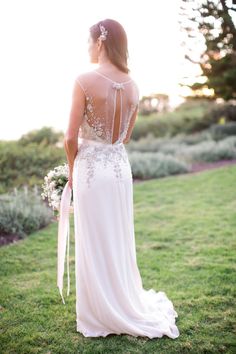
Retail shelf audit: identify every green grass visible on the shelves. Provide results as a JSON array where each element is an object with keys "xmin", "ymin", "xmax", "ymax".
[{"xmin": 0, "ymin": 165, "xmax": 236, "ymax": 354}]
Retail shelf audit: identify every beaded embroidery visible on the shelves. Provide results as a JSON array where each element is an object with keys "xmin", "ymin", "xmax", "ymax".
[
  {"xmin": 76, "ymin": 75, "xmax": 139, "ymax": 145},
  {"xmin": 76, "ymin": 142, "xmax": 129, "ymax": 188},
  {"xmin": 74, "ymin": 73, "xmax": 139, "ymax": 187},
  {"xmin": 78, "ymin": 93, "xmax": 138, "ymax": 145},
  {"xmin": 84, "ymin": 95, "xmax": 106, "ymax": 139},
  {"xmin": 112, "ymin": 82, "xmax": 125, "ymax": 90}
]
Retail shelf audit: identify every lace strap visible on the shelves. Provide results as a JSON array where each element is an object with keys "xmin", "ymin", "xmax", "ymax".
[
  {"xmin": 75, "ymin": 77, "xmax": 86, "ymax": 95},
  {"xmin": 93, "ymin": 70, "xmax": 133, "ymax": 84}
]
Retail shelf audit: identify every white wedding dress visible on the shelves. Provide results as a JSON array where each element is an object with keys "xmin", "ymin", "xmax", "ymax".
[{"xmin": 57, "ymin": 69, "xmax": 180, "ymax": 339}]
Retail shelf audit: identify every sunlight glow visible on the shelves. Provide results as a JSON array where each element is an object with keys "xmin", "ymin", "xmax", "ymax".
[{"xmin": 0, "ymin": 0, "xmax": 198, "ymax": 140}]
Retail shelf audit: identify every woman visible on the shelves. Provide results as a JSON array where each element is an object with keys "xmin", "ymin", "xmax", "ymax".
[{"xmin": 62, "ymin": 18, "xmax": 180, "ymax": 339}]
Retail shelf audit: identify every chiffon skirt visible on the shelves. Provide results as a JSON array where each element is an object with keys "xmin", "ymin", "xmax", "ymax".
[{"xmin": 72, "ymin": 137, "xmax": 180, "ymax": 339}]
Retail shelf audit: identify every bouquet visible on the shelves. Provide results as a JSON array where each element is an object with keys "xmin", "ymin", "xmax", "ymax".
[{"xmin": 41, "ymin": 163, "xmax": 73, "ymax": 218}]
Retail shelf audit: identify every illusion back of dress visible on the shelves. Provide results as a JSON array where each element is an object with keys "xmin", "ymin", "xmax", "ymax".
[{"xmin": 75, "ymin": 70, "xmax": 140, "ymax": 145}]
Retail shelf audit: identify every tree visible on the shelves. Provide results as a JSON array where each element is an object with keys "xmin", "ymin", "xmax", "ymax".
[{"xmin": 179, "ymin": 0, "xmax": 236, "ymax": 100}]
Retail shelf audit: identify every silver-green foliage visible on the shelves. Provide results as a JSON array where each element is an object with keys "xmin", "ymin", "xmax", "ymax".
[
  {"xmin": 173, "ymin": 136, "xmax": 236, "ymax": 163},
  {"xmin": 0, "ymin": 186, "xmax": 53, "ymax": 238},
  {"xmin": 129, "ymin": 151, "xmax": 190, "ymax": 179},
  {"xmin": 127, "ymin": 133, "xmax": 236, "ymax": 166}
]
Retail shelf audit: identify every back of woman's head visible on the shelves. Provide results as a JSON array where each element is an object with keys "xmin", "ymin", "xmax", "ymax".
[{"xmin": 89, "ymin": 19, "xmax": 130, "ymax": 74}]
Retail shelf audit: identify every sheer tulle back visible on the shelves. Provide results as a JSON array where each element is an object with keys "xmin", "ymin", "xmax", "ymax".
[{"xmin": 75, "ymin": 70, "xmax": 140, "ymax": 145}]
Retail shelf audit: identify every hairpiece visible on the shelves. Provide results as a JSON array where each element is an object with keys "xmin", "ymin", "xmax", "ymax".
[{"xmin": 99, "ymin": 24, "xmax": 108, "ymax": 41}]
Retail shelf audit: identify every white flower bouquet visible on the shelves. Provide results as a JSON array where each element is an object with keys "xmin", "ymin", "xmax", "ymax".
[{"xmin": 41, "ymin": 163, "xmax": 73, "ymax": 218}]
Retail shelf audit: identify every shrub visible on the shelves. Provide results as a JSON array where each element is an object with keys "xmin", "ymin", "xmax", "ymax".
[
  {"xmin": 210, "ymin": 122, "xmax": 236, "ymax": 140},
  {"xmin": 174, "ymin": 136, "xmax": 236, "ymax": 163},
  {"xmin": 0, "ymin": 186, "xmax": 53, "ymax": 239},
  {"xmin": 129, "ymin": 152, "xmax": 190, "ymax": 179},
  {"xmin": 131, "ymin": 100, "xmax": 236, "ymax": 141},
  {"xmin": 169, "ymin": 130, "xmax": 213, "ymax": 145},
  {"xmin": 126, "ymin": 135, "xmax": 236, "ymax": 176},
  {"xmin": 0, "ymin": 141, "xmax": 65, "ymax": 193},
  {"xmin": 126, "ymin": 130, "xmax": 213, "ymax": 154},
  {"xmin": 206, "ymin": 103, "xmax": 236, "ymax": 123}
]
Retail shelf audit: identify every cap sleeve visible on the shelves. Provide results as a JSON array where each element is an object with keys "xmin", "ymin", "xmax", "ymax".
[{"xmin": 75, "ymin": 76, "xmax": 86, "ymax": 95}]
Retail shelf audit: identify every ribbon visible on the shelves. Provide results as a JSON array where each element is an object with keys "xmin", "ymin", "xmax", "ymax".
[{"xmin": 57, "ymin": 180, "xmax": 72, "ymax": 304}]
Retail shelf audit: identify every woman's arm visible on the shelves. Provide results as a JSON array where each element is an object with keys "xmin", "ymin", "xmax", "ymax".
[{"xmin": 64, "ymin": 78, "xmax": 86, "ymax": 186}]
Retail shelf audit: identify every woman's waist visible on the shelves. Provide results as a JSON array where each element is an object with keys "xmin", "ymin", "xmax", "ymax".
[
  {"xmin": 78, "ymin": 137, "xmax": 124, "ymax": 147},
  {"xmin": 76, "ymin": 137, "xmax": 128, "ymax": 163}
]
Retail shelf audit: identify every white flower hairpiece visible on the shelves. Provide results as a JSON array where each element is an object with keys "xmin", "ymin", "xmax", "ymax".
[{"xmin": 99, "ymin": 24, "xmax": 108, "ymax": 41}]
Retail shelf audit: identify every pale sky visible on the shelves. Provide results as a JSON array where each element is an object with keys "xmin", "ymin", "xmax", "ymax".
[{"xmin": 0, "ymin": 0, "xmax": 198, "ymax": 141}]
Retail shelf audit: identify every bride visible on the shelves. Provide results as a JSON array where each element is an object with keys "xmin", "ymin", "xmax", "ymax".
[{"xmin": 59, "ymin": 18, "xmax": 180, "ymax": 339}]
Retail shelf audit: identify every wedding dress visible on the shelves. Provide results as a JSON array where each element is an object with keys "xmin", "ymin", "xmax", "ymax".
[{"xmin": 57, "ymin": 69, "xmax": 180, "ymax": 339}]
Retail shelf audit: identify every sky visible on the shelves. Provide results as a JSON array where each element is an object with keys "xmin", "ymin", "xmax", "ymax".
[{"xmin": 0, "ymin": 0, "xmax": 199, "ymax": 141}]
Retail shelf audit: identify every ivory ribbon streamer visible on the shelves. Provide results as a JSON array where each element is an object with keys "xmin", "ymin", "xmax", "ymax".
[{"xmin": 57, "ymin": 181, "xmax": 72, "ymax": 304}]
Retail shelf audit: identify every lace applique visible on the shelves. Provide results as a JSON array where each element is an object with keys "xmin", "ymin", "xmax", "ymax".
[
  {"xmin": 85, "ymin": 95, "xmax": 105, "ymax": 138},
  {"xmin": 75, "ymin": 78, "xmax": 106, "ymax": 141},
  {"xmin": 79, "ymin": 97, "xmax": 138, "ymax": 145},
  {"xmin": 80, "ymin": 94, "xmax": 119, "ymax": 143},
  {"xmin": 76, "ymin": 73, "xmax": 139, "ymax": 145},
  {"xmin": 76, "ymin": 142, "xmax": 129, "ymax": 188}
]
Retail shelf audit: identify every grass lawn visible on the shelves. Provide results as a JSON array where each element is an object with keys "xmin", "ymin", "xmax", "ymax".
[{"xmin": 0, "ymin": 165, "xmax": 235, "ymax": 354}]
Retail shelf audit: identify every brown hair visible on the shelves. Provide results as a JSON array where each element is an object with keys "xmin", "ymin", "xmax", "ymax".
[{"xmin": 89, "ymin": 19, "xmax": 130, "ymax": 74}]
